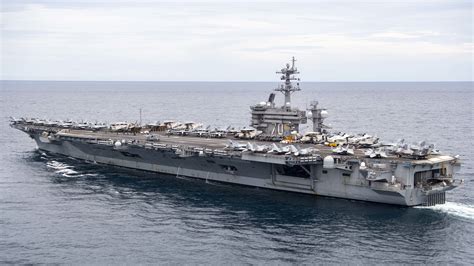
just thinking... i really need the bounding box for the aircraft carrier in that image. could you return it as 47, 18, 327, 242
10, 58, 462, 206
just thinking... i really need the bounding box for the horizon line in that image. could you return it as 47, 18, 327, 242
1, 80, 472, 83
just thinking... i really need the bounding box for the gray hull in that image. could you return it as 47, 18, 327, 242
33, 134, 443, 206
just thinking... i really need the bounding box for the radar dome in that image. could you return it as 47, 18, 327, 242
323, 156, 335, 169
321, 110, 329, 118
114, 141, 122, 147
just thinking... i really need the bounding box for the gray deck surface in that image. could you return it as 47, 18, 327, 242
56, 129, 402, 161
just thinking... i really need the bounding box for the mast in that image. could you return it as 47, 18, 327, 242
275, 56, 301, 108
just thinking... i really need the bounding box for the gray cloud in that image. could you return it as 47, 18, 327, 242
1, 0, 472, 81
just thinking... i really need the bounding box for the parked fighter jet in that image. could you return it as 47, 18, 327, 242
364, 148, 388, 158
58, 120, 74, 128
332, 144, 355, 155
327, 132, 353, 145
286, 145, 300, 156
394, 141, 434, 159
209, 128, 227, 138
268, 143, 302, 155
110, 122, 130, 132
410, 141, 433, 158
268, 143, 285, 154
74, 121, 90, 129
91, 123, 107, 131
44, 120, 59, 127
298, 147, 319, 156
355, 133, 379, 147
9, 117, 23, 124
224, 140, 247, 151
246, 142, 269, 153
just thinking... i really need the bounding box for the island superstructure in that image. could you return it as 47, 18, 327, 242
250, 57, 308, 137
10, 58, 462, 206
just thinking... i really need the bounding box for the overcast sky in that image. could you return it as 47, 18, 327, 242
1, 0, 472, 81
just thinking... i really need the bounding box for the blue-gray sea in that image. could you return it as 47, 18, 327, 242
0, 81, 473, 264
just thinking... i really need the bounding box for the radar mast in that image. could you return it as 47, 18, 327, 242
275, 56, 301, 108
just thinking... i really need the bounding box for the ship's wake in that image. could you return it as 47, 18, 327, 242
416, 202, 474, 220
46, 160, 97, 177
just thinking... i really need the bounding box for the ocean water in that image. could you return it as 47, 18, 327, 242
0, 81, 473, 264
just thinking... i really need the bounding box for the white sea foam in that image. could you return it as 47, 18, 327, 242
84, 173, 99, 177
55, 168, 78, 175
417, 202, 474, 220
46, 160, 72, 170
46, 160, 82, 176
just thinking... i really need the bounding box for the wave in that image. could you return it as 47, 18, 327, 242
54, 168, 79, 175
416, 202, 474, 220
46, 160, 72, 170
46, 160, 82, 177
